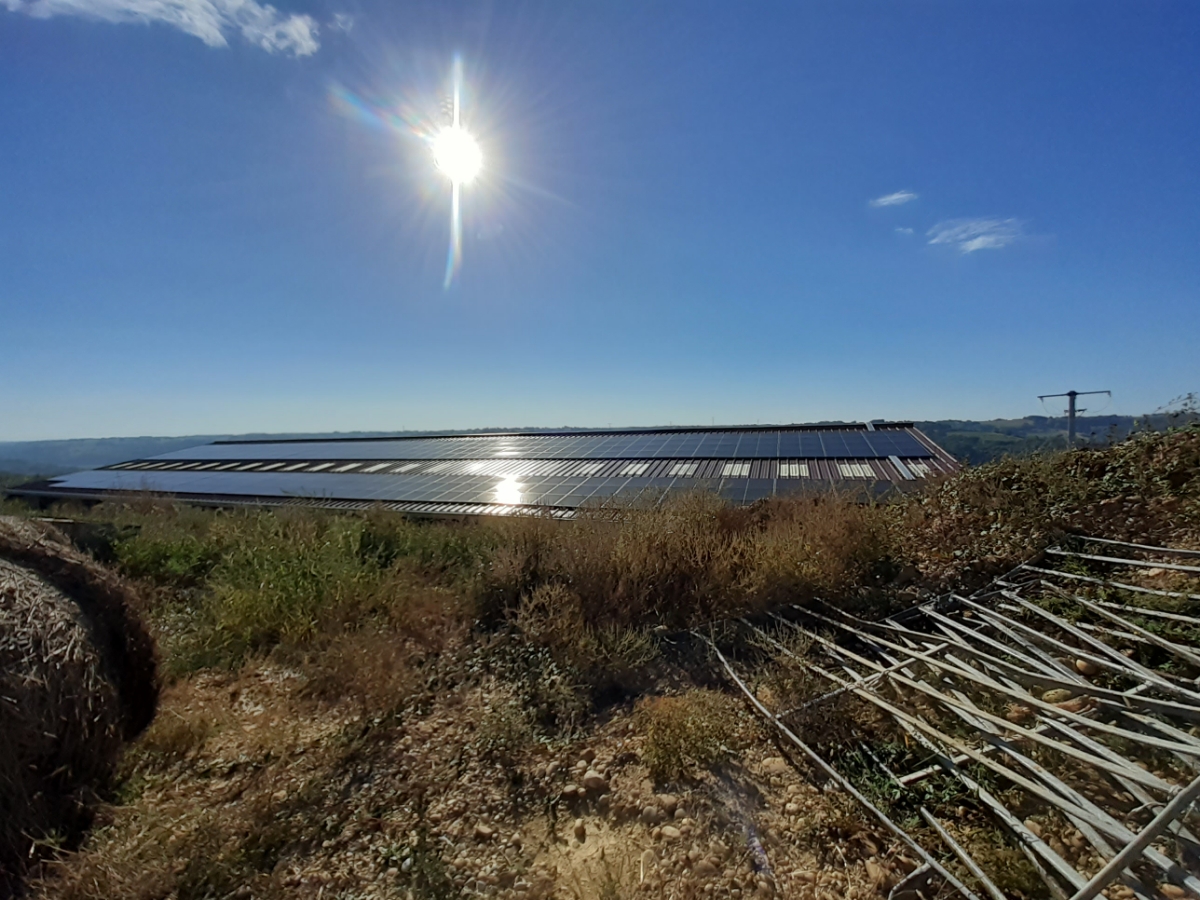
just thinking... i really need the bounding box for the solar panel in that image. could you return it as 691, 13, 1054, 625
12, 423, 954, 517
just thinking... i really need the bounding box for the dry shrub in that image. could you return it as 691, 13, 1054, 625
293, 575, 468, 717
34, 782, 321, 900
474, 686, 535, 764
514, 583, 657, 696
744, 493, 899, 601
131, 709, 215, 766
0, 517, 159, 891
299, 630, 423, 716
482, 490, 902, 633
635, 690, 752, 783
903, 425, 1200, 589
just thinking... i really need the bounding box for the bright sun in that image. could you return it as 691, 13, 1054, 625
432, 125, 482, 185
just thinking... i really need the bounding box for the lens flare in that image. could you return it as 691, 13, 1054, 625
438, 56, 482, 289
432, 126, 482, 185
328, 53, 485, 291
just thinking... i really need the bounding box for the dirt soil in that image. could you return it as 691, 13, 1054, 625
32, 653, 916, 900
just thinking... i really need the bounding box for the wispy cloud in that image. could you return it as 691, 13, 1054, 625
926, 217, 1022, 253
869, 189, 918, 208
329, 11, 353, 32
3, 0, 320, 55
894, 226, 914, 235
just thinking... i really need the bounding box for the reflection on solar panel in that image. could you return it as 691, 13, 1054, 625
8, 422, 960, 519
838, 463, 875, 478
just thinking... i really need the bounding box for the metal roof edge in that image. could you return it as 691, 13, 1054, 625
212, 422, 920, 446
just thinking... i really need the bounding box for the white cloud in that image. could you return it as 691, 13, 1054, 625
926, 217, 1022, 253
3, 0, 320, 55
894, 226, 914, 235
869, 189, 918, 207
329, 11, 352, 31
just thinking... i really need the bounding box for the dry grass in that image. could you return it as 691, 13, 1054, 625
481, 489, 902, 633
635, 690, 756, 783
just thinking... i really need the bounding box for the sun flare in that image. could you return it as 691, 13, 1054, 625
432, 125, 482, 185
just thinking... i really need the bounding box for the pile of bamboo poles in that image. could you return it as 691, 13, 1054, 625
703, 535, 1200, 900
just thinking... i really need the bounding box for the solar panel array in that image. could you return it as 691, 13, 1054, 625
151, 428, 933, 462
10, 424, 959, 517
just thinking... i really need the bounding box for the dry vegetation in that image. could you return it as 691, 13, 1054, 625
2, 425, 1197, 899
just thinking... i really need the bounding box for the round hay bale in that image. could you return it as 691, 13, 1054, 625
0, 516, 159, 888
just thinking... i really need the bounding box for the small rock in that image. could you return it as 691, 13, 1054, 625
573, 819, 586, 841
784, 802, 800, 815
760, 757, 790, 777
641, 848, 656, 874
661, 825, 682, 840
475, 823, 495, 841
1023, 819, 1042, 838
695, 859, 719, 877
1075, 658, 1100, 676
657, 794, 678, 816
1042, 688, 1074, 704
582, 770, 608, 791
641, 805, 662, 825
562, 783, 580, 798
674, 807, 686, 820
582, 748, 596, 763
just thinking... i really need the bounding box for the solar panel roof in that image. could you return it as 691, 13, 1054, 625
146, 428, 933, 462
7, 423, 960, 518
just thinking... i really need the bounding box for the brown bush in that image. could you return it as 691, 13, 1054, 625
635, 689, 753, 783
901, 425, 1200, 589
480, 490, 902, 633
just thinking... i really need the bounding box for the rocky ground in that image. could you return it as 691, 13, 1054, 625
33, 647, 919, 900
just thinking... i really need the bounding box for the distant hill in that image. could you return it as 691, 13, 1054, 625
914, 416, 1125, 464
916, 408, 1198, 463
2, 413, 1196, 478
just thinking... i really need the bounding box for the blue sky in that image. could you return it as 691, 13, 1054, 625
2, 1, 1197, 440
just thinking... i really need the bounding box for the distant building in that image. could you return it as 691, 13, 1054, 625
9, 423, 958, 518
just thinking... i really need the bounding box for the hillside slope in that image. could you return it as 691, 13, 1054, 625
10, 425, 1199, 900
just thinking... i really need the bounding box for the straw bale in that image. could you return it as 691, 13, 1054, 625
0, 517, 159, 889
